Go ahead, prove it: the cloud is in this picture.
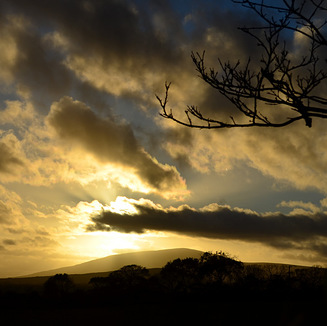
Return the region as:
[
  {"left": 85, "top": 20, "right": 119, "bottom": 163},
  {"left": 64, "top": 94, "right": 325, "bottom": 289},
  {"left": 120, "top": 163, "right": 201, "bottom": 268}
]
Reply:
[
  {"left": 278, "top": 200, "right": 321, "bottom": 215},
  {"left": 47, "top": 96, "right": 188, "bottom": 198},
  {"left": 5, "top": 0, "right": 324, "bottom": 196},
  {"left": 3, "top": 239, "right": 16, "bottom": 246},
  {"left": 0, "top": 100, "right": 35, "bottom": 128},
  {"left": 0, "top": 142, "right": 23, "bottom": 173},
  {"left": 0, "top": 201, "right": 11, "bottom": 225},
  {"left": 164, "top": 119, "right": 327, "bottom": 194},
  {"left": 241, "top": 124, "right": 327, "bottom": 192},
  {"left": 0, "top": 0, "right": 326, "bottom": 197},
  {"left": 0, "top": 0, "right": 260, "bottom": 113},
  {"left": 0, "top": 184, "right": 29, "bottom": 227},
  {"left": 0, "top": 0, "right": 185, "bottom": 110},
  {"left": 0, "top": 10, "right": 73, "bottom": 108},
  {"left": 0, "top": 97, "right": 185, "bottom": 197},
  {"left": 89, "top": 197, "right": 327, "bottom": 257}
]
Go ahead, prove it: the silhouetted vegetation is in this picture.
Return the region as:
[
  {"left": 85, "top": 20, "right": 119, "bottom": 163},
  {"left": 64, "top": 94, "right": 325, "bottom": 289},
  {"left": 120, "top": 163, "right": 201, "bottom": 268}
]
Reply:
[
  {"left": 43, "top": 273, "right": 75, "bottom": 299},
  {"left": 158, "top": 0, "right": 327, "bottom": 129},
  {"left": 1, "top": 252, "right": 326, "bottom": 324}
]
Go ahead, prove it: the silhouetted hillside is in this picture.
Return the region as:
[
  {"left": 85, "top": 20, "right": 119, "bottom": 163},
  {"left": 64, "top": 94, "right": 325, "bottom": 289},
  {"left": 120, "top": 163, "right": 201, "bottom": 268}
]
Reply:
[
  {"left": 23, "top": 248, "right": 203, "bottom": 277},
  {"left": 0, "top": 269, "right": 162, "bottom": 293},
  {"left": 1, "top": 250, "right": 326, "bottom": 325}
]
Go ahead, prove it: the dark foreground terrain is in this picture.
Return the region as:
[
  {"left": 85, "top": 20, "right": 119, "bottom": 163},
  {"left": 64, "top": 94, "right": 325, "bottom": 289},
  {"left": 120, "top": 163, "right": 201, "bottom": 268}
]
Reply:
[{"left": 1, "top": 252, "right": 326, "bottom": 325}]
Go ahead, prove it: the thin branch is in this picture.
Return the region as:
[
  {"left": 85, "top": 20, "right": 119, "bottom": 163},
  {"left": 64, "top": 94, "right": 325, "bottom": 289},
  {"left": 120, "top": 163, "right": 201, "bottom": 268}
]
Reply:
[{"left": 158, "top": 0, "right": 327, "bottom": 129}]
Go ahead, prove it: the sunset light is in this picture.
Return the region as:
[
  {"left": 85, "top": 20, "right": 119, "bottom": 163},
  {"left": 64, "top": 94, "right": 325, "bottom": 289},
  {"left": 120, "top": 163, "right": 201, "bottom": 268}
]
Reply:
[{"left": 0, "top": 0, "right": 326, "bottom": 281}]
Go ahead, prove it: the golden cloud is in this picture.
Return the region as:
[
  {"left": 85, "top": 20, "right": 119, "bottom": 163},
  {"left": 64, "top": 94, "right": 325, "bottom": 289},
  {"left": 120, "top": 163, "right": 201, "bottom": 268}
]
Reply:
[{"left": 47, "top": 96, "right": 188, "bottom": 199}]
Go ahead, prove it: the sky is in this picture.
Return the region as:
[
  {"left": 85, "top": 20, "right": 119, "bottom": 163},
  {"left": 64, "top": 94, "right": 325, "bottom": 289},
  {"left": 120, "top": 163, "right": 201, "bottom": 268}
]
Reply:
[{"left": 0, "top": 0, "right": 327, "bottom": 277}]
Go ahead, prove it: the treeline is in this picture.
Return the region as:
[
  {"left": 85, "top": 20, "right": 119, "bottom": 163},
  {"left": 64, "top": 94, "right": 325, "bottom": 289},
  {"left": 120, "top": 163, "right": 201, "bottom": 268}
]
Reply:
[
  {"left": 1, "top": 251, "right": 326, "bottom": 308},
  {"left": 87, "top": 251, "right": 326, "bottom": 304}
]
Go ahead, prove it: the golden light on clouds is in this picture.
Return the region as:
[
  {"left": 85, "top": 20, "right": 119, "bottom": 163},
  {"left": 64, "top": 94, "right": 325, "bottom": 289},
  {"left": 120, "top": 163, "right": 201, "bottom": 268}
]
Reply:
[{"left": 0, "top": 0, "right": 326, "bottom": 277}]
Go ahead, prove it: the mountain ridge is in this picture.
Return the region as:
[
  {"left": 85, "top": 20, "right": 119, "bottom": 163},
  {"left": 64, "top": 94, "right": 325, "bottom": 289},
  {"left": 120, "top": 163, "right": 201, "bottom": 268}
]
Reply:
[{"left": 23, "top": 248, "right": 204, "bottom": 277}]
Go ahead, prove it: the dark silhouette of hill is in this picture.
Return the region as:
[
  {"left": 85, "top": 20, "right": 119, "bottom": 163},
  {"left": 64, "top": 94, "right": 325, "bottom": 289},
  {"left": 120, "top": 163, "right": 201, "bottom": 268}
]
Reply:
[
  {"left": 0, "top": 268, "right": 162, "bottom": 293},
  {"left": 1, "top": 250, "right": 326, "bottom": 325},
  {"left": 23, "top": 248, "right": 203, "bottom": 277}
]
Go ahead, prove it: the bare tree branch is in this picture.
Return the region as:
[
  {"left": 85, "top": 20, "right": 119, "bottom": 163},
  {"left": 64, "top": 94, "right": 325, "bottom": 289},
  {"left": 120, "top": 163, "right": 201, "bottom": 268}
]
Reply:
[{"left": 157, "top": 0, "right": 327, "bottom": 129}]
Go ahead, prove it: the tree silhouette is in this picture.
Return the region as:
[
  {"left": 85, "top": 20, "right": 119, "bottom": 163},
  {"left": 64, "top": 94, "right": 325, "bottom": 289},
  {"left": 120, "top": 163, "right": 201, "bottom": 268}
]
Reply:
[
  {"left": 43, "top": 273, "right": 75, "bottom": 299},
  {"left": 158, "top": 0, "right": 327, "bottom": 129},
  {"left": 108, "top": 264, "right": 149, "bottom": 289},
  {"left": 160, "top": 257, "right": 200, "bottom": 292},
  {"left": 199, "top": 251, "right": 244, "bottom": 284},
  {"left": 159, "top": 252, "right": 244, "bottom": 294},
  {"left": 89, "top": 264, "right": 149, "bottom": 292}
]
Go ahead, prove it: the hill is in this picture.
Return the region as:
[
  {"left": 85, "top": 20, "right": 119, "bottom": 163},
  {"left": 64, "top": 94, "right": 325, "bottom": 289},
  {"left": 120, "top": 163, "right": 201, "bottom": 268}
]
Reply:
[
  {"left": 0, "top": 269, "right": 162, "bottom": 293},
  {"left": 1, "top": 250, "right": 325, "bottom": 325},
  {"left": 23, "top": 248, "right": 203, "bottom": 277}
]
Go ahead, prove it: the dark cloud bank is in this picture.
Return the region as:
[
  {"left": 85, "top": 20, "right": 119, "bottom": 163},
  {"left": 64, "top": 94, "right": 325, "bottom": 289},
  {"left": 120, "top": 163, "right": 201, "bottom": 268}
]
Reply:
[{"left": 89, "top": 201, "right": 327, "bottom": 258}]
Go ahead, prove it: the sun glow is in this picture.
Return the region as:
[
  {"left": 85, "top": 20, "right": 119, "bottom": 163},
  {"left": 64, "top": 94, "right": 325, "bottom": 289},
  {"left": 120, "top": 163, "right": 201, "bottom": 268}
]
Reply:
[
  {"left": 56, "top": 196, "right": 143, "bottom": 244},
  {"left": 55, "top": 196, "right": 147, "bottom": 260},
  {"left": 108, "top": 196, "right": 139, "bottom": 215},
  {"left": 60, "top": 231, "right": 142, "bottom": 260}
]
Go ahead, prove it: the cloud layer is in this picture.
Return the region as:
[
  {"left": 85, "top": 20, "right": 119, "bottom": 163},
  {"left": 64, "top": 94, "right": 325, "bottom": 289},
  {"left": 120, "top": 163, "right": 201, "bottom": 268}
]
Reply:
[
  {"left": 0, "top": 0, "right": 327, "bottom": 275},
  {"left": 2, "top": 0, "right": 326, "bottom": 196},
  {"left": 89, "top": 197, "right": 327, "bottom": 261}
]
